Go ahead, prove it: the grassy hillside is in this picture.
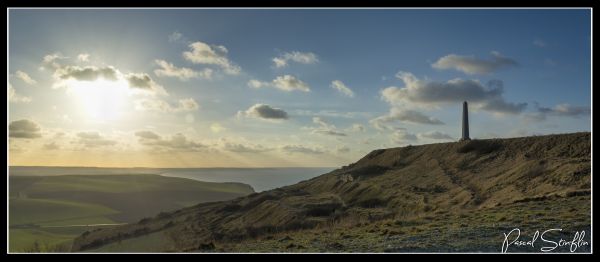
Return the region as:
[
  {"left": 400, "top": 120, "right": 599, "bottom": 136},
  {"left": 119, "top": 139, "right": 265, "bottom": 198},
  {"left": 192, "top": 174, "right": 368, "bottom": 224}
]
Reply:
[
  {"left": 72, "top": 132, "right": 591, "bottom": 253},
  {"left": 9, "top": 174, "right": 254, "bottom": 252}
]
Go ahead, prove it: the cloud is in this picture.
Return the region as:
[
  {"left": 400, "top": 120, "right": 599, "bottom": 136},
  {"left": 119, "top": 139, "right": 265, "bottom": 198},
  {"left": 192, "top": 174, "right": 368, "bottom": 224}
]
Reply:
[
  {"left": 134, "top": 130, "right": 161, "bottom": 140},
  {"left": 280, "top": 145, "right": 325, "bottom": 155},
  {"left": 349, "top": 123, "right": 365, "bottom": 132},
  {"left": 134, "top": 98, "right": 199, "bottom": 113},
  {"left": 248, "top": 75, "right": 310, "bottom": 92},
  {"left": 220, "top": 140, "right": 272, "bottom": 153},
  {"left": 210, "top": 123, "right": 227, "bottom": 133},
  {"left": 43, "top": 142, "right": 60, "bottom": 150},
  {"left": 391, "top": 130, "right": 418, "bottom": 144},
  {"left": 293, "top": 109, "right": 372, "bottom": 119},
  {"left": 533, "top": 39, "right": 547, "bottom": 48},
  {"left": 15, "top": 70, "right": 37, "bottom": 85},
  {"left": 418, "top": 131, "right": 454, "bottom": 140},
  {"left": 526, "top": 103, "right": 591, "bottom": 121},
  {"left": 154, "top": 59, "right": 212, "bottom": 80},
  {"left": 370, "top": 108, "right": 444, "bottom": 129},
  {"left": 43, "top": 54, "right": 168, "bottom": 96},
  {"left": 272, "top": 75, "right": 311, "bottom": 92},
  {"left": 336, "top": 145, "right": 351, "bottom": 154},
  {"left": 56, "top": 65, "right": 119, "bottom": 81},
  {"left": 42, "top": 53, "right": 67, "bottom": 70},
  {"left": 383, "top": 72, "right": 526, "bottom": 115},
  {"left": 272, "top": 51, "right": 319, "bottom": 68},
  {"left": 183, "top": 41, "right": 241, "bottom": 75},
  {"left": 185, "top": 114, "right": 195, "bottom": 123},
  {"left": 238, "top": 104, "right": 289, "bottom": 120},
  {"left": 9, "top": 119, "right": 42, "bottom": 139},
  {"left": 331, "top": 80, "right": 354, "bottom": 97},
  {"left": 307, "top": 117, "right": 348, "bottom": 136},
  {"left": 432, "top": 51, "right": 518, "bottom": 74},
  {"left": 247, "top": 79, "right": 268, "bottom": 89},
  {"left": 76, "top": 132, "right": 117, "bottom": 147},
  {"left": 9, "top": 84, "right": 32, "bottom": 103},
  {"left": 135, "top": 131, "right": 206, "bottom": 151},
  {"left": 124, "top": 73, "right": 168, "bottom": 95},
  {"left": 168, "top": 31, "right": 183, "bottom": 42},
  {"left": 77, "top": 53, "right": 90, "bottom": 62}
]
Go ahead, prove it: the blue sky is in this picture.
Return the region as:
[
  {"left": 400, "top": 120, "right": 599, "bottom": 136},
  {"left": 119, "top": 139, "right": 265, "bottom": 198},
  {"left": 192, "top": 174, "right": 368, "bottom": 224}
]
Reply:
[{"left": 8, "top": 9, "right": 591, "bottom": 167}]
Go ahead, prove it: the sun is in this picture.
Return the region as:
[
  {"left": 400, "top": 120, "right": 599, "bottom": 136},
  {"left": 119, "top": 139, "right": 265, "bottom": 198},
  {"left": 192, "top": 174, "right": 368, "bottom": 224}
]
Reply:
[{"left": 66, "top": 78, "right": 130, "bottom": 121}]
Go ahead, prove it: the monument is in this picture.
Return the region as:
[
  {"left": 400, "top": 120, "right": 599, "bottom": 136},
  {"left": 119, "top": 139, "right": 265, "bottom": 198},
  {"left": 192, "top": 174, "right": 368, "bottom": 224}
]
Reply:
[{"left": 460, "top": 101, "right": 471, "bottom": 141}]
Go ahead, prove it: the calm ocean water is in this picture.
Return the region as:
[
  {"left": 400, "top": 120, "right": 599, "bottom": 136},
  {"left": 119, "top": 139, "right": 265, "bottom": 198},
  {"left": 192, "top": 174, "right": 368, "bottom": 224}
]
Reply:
[{"left": 8, "top": 166, "right": 335, "bottom": 192}]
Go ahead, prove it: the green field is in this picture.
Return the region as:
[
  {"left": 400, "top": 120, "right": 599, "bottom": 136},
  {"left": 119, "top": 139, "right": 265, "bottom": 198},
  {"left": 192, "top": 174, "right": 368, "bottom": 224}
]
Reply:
[{"left": 9, "top": 174, "right": 254, "bottom": 252}]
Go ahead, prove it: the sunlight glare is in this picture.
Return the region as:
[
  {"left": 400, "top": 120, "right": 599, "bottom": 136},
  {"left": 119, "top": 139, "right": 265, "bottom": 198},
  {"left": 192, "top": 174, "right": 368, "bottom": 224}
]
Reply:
[{"left": 66, "top": 79, "right": 130, "bottom": 121}]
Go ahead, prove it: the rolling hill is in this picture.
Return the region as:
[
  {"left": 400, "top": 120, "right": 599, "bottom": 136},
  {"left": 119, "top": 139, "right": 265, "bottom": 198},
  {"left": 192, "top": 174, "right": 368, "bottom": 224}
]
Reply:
[
  {"left": 9, "top": 174, "right": 254, "bottom": 252},
  {"left": 71, "top": 132, "right": 591, "bottom": 252}
]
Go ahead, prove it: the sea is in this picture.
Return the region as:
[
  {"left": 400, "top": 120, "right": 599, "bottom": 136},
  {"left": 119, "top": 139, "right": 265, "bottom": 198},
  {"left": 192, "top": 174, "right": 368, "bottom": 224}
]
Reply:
[{"left": 8, "top": 166, "right": 336, "bottom": 192}]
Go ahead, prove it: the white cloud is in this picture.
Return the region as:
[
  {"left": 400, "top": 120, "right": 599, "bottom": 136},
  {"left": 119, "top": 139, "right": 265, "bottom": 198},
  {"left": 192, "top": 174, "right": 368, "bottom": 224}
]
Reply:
[
  {"left": 43, "top": 142, "right": 60, "bottom": 150},
  {"left": 370, "top": 108, "right": 444, "bottom": 129},
  {"left": 383, "top": 72, "right": 526, "bottom": 115},
  {"left": 331, "top": 80, "right": 354, "bottom": 97},
  {"left": 42, "top": 53, "right": 67, "bottom": 70},
  {"left": 238, "top": 104, "right": 289, "bottom": 121},
  {"left": 432, "top": 51, "right": 518, "bottom": 74},
  {"left": 135, "top": 131, "right": 206, "bottom": 151},
  {"left": 210, "top": 123, "right": 227, "bottom": 133},
  {"left": 391, "top": 130, "right": 418, "bottom": 144},
  {"left": 9, "top": 84, "right": 32, "bottom": 103},
  {"left": 247, "top": 79, "right": 269, "bottom": 89},
  {"left": 154, "top": 59, "right": 212, "bottom": 80},
  {"left": 272, "top": 51, "right": 319, "bottom": 68},
  {"left": 307, "top": 117, "right": 347, "bottom": 136},
  {"left": 335, "top": 145, "right": 351, "bottom": 154},
  {"left": 526, "top": 103, "right": 591, "bottom": 122},
  {"left": 418, "top": 131, "right": 454, "bottom": 140},
  {"left": 272, "top": 75, "right": 311, "bottom": 92},
  {"left": 124, "top": 73, "right": 168, "bottom": 95},
  {"left": 77, "top": 53, "right": 90, "bottom": 62},
  {"left": 56, "top": 65, "right": 119, "bottom": 81},
  {"left": 168, "top": 31, "right": 183, "bottom": 42},
  {"left": 183, "top": 41, "right": 241, "bottom": 75},
  {"left": 15, "top": 70, "right": 37, "bottom": 85},
  {"left": 185, "top": 114, "right": 195, "bottom": 123},
  {"left": 349, "top": 123, "right": 365, "bottom": 132},
  {"left": 280, "top": 144, "right": 326, "bottom": 155},
  {"left": 9, "top": 119, "right": 42, "bottom": 139},
  {"left": 43, "top": 54, "right": 168, "bottom": 96},
  {"left": 292, "top": 109, "right": 372, "bottom": 119},
  {"left": 76, "top": 131, "right": 117, "bottom": 147},
  {"left": 219, "top": 139, "right": 272, "bottom": 153},
  {"left": 248, "top": 75, "right": 310, "bottom": 92},
  {"left": 134, "top": 130, "right": 161, "bottom": 140},
  {"left": 134, "top": 98, "right": 199, "bottom": 113}
]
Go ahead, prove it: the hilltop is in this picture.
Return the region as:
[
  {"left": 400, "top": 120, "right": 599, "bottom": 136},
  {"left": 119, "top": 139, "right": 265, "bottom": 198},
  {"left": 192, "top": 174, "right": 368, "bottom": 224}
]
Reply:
[{"left": 71, "top": 132, "right": 591, "bottom": 252}]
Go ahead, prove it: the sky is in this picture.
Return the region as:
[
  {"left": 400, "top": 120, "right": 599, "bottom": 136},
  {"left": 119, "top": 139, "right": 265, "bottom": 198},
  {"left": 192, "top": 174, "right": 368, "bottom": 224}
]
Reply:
[{"left": 7, "top": 8, "right": 592, "bottom": 168}]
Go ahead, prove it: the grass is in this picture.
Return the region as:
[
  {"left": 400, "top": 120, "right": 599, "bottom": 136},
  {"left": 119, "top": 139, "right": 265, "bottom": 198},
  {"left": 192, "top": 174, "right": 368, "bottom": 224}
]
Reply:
[
  {"left": 86, "top": 231, "right": 174, "bottom": 252},
  {"left": 10, "top": 228, "right": 76, "bottom": 252},
  {"left": 9, "top": 174, "right": 255, "bottom": 253},
  {"left": 224, "top": 195, "right": 591, "bottom": 253},
  {"left": 9, "top": 198, "right": 118, "bottom": 226}
]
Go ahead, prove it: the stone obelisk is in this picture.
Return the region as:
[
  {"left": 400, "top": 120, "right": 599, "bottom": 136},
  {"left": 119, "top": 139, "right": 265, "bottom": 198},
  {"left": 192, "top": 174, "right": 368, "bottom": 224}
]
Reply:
[{"left": 460, "top": 101, "right": 471, "bottom": 141}]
